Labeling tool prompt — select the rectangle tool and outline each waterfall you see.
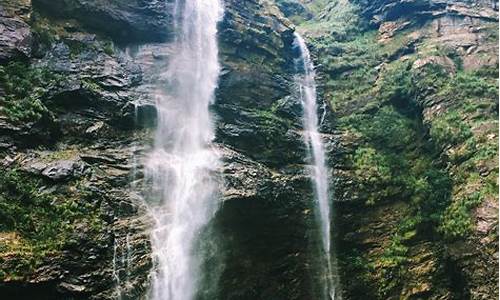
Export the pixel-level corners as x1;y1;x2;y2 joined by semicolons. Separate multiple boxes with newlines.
293;33;339;300
146;0;224;299
112;233;132;299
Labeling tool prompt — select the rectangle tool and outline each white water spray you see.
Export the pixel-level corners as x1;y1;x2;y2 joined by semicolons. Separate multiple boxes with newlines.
146;1;224;299
294;32;339;300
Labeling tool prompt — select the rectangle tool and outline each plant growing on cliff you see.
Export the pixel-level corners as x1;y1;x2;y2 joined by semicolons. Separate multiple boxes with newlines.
429;111;472;149
439;191;482;239
377;60;416;107
0;169;104;279
0;62;59;124
375;234;409;297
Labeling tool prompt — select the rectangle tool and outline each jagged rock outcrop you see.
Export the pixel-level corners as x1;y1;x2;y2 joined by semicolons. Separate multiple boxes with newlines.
212;1;333;299
354;0;498;26
0;0;33;62
0;0;330;299
281;0;498;299
0;0;497;299
0;0;153;298
32;0;175;42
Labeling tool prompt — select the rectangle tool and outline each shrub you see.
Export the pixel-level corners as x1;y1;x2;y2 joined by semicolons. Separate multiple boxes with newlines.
377;60;416;106
0;62;60;123
439;192;482;239
0;169;103;278
375;234;408;297
429;111;472;148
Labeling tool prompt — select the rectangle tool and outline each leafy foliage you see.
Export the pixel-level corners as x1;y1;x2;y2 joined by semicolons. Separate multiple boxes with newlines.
0;62;60;124
0;169;103;279
430;111;472;149
375;235;409;296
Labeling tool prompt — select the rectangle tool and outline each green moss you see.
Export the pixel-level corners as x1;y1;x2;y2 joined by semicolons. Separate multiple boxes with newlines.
377;60;416;105
352;147;398;205
300;0;363;40
0;169;104;280
82;78;103;93
348;106;418;148
309;29;419;117
439;191;482;239
30;15;58;47
409;169;452;226
0;62;60;124
245;108;299;164
441;68;498;100
66;40;88;57
439;170;497;240
41;149;80;161
102;41;115;56
430;111;472;150
302;1;498;296
375;234;409;297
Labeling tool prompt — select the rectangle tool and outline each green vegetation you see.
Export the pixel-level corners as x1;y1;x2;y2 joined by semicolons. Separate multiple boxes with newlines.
352;146;403;205
306;29;418;116
377;60;416;105
308;14;498;295
375;235;409;296
245;108;300;166
0;62;60;124
429;111;472;148
30;14;58;47
102;41;115;56
319;27;497;243
300;0;363;40
439;191;482;239
419;66;498;240
0;169;103;280
348;104;453;223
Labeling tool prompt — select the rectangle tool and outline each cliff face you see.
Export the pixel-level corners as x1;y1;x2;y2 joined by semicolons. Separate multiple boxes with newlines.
0;0;497;299
213;1;339;298
0;0;157;298
281;0;498;299
0;0;326;299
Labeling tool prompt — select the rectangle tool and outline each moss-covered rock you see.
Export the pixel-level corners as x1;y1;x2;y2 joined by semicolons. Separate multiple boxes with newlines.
285;0;498;298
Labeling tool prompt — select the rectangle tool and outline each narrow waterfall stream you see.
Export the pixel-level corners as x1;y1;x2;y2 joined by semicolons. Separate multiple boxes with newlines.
294;33;339;300
145;1;224;299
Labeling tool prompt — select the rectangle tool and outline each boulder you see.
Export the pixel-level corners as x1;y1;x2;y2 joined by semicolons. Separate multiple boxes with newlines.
41;159;82;181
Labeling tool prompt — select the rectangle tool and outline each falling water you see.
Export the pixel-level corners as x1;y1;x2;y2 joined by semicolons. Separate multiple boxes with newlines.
293;33;339;300
145;0;224;300
112;233;133;299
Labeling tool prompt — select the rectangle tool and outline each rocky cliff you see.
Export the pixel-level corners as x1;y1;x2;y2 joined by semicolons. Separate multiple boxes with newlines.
279;0;498;299
0;0;498;299
0;0;325;299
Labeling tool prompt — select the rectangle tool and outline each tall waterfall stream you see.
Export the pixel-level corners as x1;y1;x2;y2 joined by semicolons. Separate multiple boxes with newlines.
145;0;224;299
294;33;340;300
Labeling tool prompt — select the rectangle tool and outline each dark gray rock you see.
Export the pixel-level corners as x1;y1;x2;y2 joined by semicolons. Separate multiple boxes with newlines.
41;159;82;181
0;5;33;62
275;0;313;20
35;35;143;132
32;0;175;42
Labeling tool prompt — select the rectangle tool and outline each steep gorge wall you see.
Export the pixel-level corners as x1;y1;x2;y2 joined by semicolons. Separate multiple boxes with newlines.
279;0;498;299
0;0;497;299
0;0;327;299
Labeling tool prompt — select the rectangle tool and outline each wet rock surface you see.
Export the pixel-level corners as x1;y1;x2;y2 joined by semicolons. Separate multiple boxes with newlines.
0;0;497;299
32;0;175;42
288;0;498;299
0;0;324;299
0;12;32;62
